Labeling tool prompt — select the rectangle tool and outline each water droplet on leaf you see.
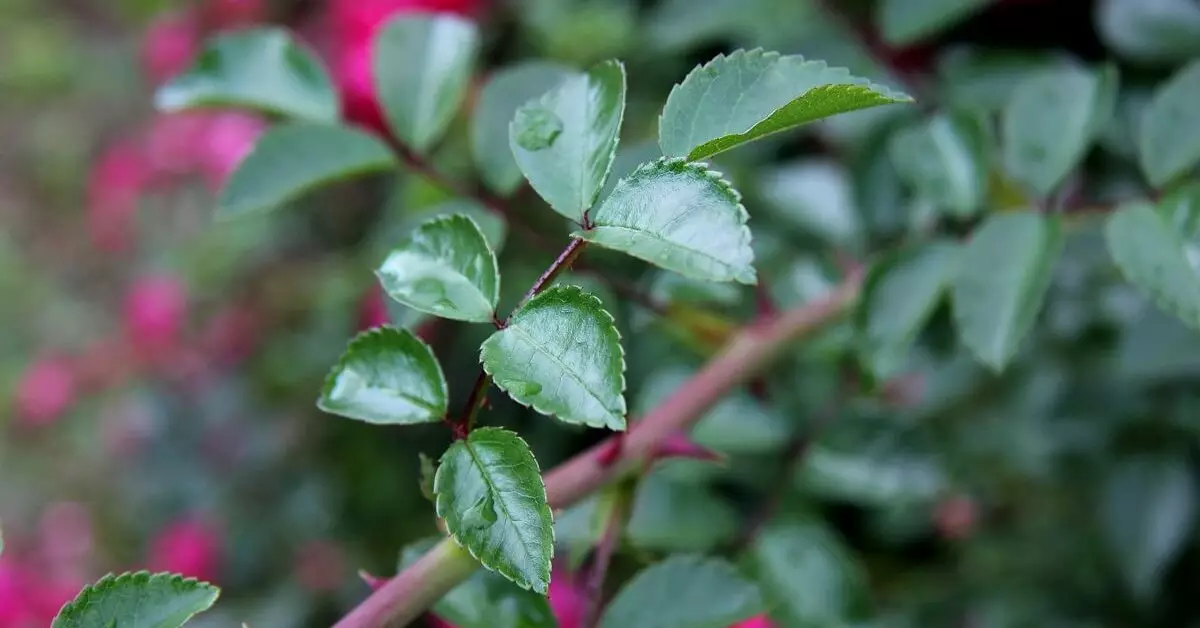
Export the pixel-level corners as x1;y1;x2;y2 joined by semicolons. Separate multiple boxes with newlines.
514;104;562;151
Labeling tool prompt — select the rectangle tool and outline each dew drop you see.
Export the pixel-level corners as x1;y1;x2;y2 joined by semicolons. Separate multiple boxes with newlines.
513;104;562;151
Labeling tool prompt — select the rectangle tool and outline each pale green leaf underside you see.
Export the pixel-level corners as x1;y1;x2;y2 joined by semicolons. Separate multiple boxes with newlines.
374;14;480;154
510;59;626;222
52;571;219;628
318;326;448;424
1002;64;1117;197
952;212;1062;371
434;428;554;593
878;0;995;46
1106;201;1200;329
625;471;739;552
575;158;756;284
155;27;337;122
399;538;556;628
658;48;912;161
481;285;626;430
376;214;500;323
598;555;764;628
1139;60;1200;188
859;240;959;378
219;123;396;218
889;113;989;218
472;62;576;196
751;522;867;627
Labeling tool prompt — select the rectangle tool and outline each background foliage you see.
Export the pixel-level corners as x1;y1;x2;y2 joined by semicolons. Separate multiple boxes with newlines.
5;0;1200;626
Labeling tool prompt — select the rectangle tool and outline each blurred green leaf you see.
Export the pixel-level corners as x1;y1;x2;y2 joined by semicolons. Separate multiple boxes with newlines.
659;49;912;161
953;212;1062;371
156;28;337;122
317;326;448;425
937;46;1070;114
638;368;790;455
750;520;868;627
1139;60;1200;188
889;111;991;218
626;471;739;552
482;286;626;430
1001;63;1117;197
374;14;479;154
576;158;755;284
798;420;947;507
758;159;862;246
1096;0;1200;66
598;555;764;628
52;571;219;628
219;123;396;218
1106;194;1200;329
877;0;995;46
510;59;626;222
473;62;575;196
376;214;500;323
434;427;554;593
554;491;617;570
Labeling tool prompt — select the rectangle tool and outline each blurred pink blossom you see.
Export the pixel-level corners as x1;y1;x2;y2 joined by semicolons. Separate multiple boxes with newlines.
14;354;78;428
729;614;775;628
140;10;200;86
87;140;151;253
123;274;189;364
358;284;391;331
198;111;268;191
148;518;221;583
204;0;267;28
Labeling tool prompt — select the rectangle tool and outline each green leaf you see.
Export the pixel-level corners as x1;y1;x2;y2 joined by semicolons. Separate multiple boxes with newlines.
626;471;739;552
758;159;862;246
376;214;500;323
1001;63;1117;197
373;14;480;154
472;62;575;196
52;571;219;628
1101;456;1196;601
510;59;626;222
598;555;764;628
859;240;959;378
750;521;868;627
481;285;626;430
1106;195;1200;329
399;538;557;628
877;0;995;46
434;427;554;593
952;212;1062;371
554;492;618;570
888;112;990;218
419;453;437;502
219;123;396;218
798;419;947;507
575;158;756;284
1138;60;1200;188
155;27;337;122
658;49;911;161
1097;0;1200;66
317;326;448;425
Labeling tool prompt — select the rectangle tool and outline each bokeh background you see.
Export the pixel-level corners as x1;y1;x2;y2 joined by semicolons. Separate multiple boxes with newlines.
5;0;1200;626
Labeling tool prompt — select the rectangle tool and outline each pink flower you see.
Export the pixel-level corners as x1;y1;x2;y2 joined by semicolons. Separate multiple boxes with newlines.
203;0;266;28
729;614;775;628
123;274;189;365
148;519;221;583
87;140;151;253
140;10;200;86
0;558;81;626
547;566;586;628
14;354;78;428
358;284;391;331
197;111;267;191
144;112;212;176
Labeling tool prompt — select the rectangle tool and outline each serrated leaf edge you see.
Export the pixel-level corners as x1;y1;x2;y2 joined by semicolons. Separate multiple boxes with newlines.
375;212;502;322
480;285;628;431
434;427;555;593
659;48;913;160
1105;203;1200;330
316;324;449;421
53;570;220;625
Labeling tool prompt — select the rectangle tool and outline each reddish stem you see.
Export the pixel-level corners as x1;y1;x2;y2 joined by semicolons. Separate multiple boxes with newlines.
583;480;636;628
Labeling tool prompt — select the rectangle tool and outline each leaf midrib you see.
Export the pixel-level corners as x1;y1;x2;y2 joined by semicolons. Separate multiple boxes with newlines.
504;323;618;420
586;224;742;273
462;437;541;583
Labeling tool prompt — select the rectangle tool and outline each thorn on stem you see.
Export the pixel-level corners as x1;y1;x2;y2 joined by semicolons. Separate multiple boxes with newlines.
651;433;722;463
358;569;386;592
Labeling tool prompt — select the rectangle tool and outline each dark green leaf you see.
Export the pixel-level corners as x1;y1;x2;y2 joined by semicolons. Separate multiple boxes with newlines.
434;428;554;593
373;14;480;154
576;158;756;284
376;214;500;323
52;571;219;628
750;521;868;627
626;471;739;552
155;27;337;122
877;0;995;46
598;555;764;628
1138;60;1200;188
1106;196;1200;329
1001;63;1117;196
473;62;575;196
952;212;1062;371
481;285;626;430
859;240;959;378
659;49;911;161
554;491;617;570
1097;0;1200;66
399;538;556;628
888;112;990;218
219;123;396;218
1101;456;1197;601
317;326;448;425
798;426;947;507
510;59;626;222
